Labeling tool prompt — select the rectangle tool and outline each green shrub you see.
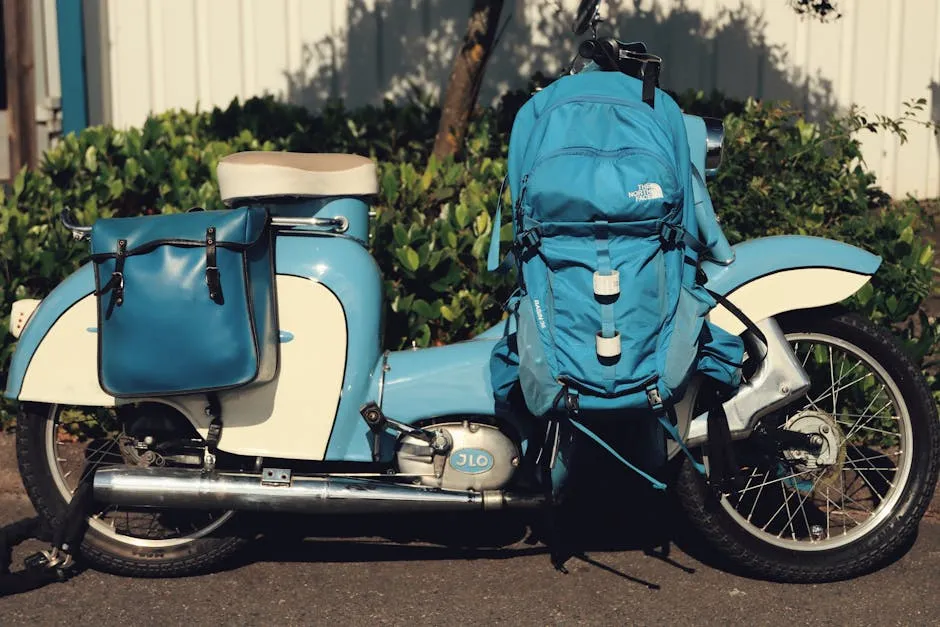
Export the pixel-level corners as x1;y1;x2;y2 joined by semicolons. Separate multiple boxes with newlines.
1;94;936;429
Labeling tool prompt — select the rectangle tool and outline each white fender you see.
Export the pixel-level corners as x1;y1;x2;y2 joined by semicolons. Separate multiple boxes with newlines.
18;275;347;461
707;267;873;335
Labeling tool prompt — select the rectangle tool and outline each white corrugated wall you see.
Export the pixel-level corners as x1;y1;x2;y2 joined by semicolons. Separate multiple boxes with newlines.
97;0;940;198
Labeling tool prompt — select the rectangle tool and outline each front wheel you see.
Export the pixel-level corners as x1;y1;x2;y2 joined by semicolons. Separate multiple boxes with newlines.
674;309;940;582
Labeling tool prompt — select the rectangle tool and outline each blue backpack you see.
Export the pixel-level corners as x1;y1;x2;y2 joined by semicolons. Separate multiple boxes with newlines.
489;70;743;439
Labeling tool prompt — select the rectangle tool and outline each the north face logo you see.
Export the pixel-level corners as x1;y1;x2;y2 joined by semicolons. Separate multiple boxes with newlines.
628;183;664;201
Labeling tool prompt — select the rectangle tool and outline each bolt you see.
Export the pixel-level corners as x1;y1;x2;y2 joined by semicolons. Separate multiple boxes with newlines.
143;436;154;446
780;385;790;394
468;423;479;433
511;457;520;467
810;434;825;446
821;425;830;434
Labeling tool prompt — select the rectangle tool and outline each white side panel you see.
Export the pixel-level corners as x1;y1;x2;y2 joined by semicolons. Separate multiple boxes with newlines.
19;296;115;406
18;275;347;461
197;275;347;460
708;268;872;336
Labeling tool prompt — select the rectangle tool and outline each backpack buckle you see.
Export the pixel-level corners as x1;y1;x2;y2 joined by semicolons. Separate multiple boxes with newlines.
660;222;680;246
646;385;663;411
519;228;541;249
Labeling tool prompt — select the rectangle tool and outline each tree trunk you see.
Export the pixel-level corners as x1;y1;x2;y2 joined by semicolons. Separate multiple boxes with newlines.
4;0;37;175
432;0;504;160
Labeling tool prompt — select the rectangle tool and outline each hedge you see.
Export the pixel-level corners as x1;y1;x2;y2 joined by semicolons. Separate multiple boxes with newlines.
0;91;936;427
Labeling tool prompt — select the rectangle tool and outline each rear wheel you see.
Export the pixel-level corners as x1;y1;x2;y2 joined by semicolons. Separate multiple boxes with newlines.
16;403;248;577
674;309;940;582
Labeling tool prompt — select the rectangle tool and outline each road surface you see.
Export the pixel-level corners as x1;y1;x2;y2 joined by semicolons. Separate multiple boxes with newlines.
1;434;938;626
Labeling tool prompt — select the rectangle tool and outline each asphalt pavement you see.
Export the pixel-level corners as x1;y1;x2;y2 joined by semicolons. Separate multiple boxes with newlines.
1;433;938;626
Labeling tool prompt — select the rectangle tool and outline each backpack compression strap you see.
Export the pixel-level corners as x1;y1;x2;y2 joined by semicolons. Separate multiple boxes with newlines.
486;175;510;272
563;390;668;490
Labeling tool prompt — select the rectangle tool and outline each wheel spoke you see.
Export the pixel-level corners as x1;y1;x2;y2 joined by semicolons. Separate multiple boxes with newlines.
736;468;817;495
745;469;771;523
834;419;898;439
807;371;872;409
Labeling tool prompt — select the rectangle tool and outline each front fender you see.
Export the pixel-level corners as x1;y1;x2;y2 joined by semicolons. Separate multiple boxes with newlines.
4;263;113;405
702;235;881;334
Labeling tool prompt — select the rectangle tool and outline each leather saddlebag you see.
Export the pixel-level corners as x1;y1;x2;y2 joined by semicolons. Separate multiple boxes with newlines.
90;207;278;397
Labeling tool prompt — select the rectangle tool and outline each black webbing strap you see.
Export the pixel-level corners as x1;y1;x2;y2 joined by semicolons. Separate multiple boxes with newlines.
639;57;660;107
704;285;769;351
96;238;126;316
705;392;744;496
205;226;222;304
0;472;94;597
205;392;222;459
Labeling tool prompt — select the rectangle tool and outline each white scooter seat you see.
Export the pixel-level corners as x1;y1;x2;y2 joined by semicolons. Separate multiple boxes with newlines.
217;151;378;203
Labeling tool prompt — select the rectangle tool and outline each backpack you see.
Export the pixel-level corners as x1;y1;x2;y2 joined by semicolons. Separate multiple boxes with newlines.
488;70;744;424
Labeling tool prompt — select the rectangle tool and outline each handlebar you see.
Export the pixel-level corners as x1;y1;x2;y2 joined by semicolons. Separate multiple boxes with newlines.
60;209;91;241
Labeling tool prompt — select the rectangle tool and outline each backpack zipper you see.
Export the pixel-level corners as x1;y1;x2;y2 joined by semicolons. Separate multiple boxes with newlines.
521;146;679;205
522;95;676;165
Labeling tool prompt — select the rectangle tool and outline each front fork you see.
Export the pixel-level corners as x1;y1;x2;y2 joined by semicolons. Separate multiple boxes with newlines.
684;317;812;447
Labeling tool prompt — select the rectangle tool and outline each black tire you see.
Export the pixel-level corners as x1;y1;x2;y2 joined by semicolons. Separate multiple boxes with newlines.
16;403;248;577
674;309;940;583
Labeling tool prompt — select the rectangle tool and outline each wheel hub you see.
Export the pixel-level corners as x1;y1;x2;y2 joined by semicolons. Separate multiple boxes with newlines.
782;410;843;469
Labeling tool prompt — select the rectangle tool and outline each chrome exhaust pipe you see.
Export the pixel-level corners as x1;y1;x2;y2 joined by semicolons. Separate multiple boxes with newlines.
93;467;543;514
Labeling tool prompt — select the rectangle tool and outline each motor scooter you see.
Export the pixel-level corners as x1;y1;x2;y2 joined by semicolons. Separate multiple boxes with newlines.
4;0;937;583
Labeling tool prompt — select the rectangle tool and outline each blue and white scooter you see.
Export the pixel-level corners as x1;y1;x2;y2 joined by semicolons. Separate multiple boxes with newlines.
5;0;937;583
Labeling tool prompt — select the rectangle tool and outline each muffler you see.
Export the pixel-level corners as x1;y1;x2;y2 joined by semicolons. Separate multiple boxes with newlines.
92;467;544;514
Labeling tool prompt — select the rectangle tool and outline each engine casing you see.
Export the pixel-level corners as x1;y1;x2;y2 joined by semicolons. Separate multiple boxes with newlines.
396;421;519;491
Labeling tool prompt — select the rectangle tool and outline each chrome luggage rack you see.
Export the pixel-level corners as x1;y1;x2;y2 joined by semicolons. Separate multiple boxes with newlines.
60;209;350;241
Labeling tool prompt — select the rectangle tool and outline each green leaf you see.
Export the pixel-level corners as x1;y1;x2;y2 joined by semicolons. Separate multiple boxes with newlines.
899;225;914;245
918;245;933;267
12;169;25;198
454;203;470;229
855;281;873;305
440;305;458;322
392;223;408;247
84;146;98;172
396;246;420;272
411;299;438;319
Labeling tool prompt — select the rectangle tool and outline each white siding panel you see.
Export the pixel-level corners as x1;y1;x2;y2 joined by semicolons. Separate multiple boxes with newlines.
103;0;940;198
158;0;199;111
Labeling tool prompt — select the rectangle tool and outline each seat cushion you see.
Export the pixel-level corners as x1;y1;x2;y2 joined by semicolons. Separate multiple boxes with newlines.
217;152;378;202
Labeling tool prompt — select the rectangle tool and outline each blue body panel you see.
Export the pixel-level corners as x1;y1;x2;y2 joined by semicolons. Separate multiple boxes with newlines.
379;341;500;421
682;114;735;264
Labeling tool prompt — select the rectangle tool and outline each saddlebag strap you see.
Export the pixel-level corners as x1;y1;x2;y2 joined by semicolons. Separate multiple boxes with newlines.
206;392;222;457
95;238;126;308
205;226;222;303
